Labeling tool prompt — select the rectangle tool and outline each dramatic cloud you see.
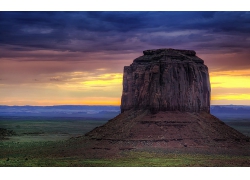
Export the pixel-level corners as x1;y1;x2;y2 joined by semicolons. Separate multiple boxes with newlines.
1;12;250;105
1;12;250;53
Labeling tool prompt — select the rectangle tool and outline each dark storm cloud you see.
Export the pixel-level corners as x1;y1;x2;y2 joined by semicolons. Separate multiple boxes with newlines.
0;11;250;58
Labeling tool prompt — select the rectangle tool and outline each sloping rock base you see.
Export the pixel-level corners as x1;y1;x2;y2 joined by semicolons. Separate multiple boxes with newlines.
85;110;249;152
80;49;250;156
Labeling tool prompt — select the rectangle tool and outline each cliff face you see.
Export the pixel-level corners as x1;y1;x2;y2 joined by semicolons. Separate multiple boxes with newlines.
121;48;211;113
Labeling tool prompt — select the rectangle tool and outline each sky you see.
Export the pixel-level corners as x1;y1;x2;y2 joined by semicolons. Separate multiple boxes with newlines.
0;11;250;106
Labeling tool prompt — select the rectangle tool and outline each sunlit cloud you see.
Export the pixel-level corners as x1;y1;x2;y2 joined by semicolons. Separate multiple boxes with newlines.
210;69;250;104
0;97;121;106
96;68;107;71
210;69;250;77
81;73;122;90
212;94;250;100
210;70;250;88
0;70;123;106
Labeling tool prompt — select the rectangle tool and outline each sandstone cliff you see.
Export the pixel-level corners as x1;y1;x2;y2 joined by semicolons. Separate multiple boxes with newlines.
121;48;210;113
85;48;249;150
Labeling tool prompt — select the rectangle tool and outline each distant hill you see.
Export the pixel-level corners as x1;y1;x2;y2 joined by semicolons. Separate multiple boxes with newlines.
0;105;120;119
211;105;250;114
0;105;250;118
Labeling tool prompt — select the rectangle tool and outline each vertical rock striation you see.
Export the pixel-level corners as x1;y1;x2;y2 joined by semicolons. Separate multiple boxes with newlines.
121;48;211;113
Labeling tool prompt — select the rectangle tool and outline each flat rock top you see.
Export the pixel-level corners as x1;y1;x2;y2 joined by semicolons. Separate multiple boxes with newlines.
143;48;196;56
134;48;204;64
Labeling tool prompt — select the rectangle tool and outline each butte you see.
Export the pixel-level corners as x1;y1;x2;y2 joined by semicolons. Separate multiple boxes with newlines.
85;48;249;152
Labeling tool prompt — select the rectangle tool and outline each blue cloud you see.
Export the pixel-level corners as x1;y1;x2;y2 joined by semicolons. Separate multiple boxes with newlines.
0;11;250;55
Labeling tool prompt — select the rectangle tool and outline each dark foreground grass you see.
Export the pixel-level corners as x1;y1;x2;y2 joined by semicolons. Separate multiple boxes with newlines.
1;152;250;167
1;140;250;167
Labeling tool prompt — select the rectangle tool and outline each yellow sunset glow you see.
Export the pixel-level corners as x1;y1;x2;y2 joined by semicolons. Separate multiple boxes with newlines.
212;94;250;100
46;97;121;106
1;67;250;105
210;69;250;103
210;71;250;88
0;72;124;106
0;97;121;106
81;73;122;88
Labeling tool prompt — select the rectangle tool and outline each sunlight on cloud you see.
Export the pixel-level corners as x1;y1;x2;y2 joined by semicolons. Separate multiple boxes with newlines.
210;69;250;102
211;69;250;76
0;70;123;105
53;72;123;90
210;70;250;88
0;97;121;106
96;68;107;71
212;94;250;100
80;97;121;105
41;97;121;106
81;73;123;90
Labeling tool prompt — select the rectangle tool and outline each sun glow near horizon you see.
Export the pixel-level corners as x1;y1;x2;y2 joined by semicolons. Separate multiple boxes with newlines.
0;71;123;106
1;68;250;106
210;69;250;104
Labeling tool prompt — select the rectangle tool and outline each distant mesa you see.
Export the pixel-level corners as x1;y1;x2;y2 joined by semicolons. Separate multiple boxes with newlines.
85;48;249;150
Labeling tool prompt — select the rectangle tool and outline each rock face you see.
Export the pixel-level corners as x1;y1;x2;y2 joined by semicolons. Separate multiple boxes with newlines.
121;48;210;113
85;48;249;150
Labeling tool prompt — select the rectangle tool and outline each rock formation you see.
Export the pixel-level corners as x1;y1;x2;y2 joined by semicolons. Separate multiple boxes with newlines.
121;48;210;113
85;48;249;150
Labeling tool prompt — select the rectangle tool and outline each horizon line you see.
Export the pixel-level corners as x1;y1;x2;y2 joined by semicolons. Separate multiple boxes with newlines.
0;104;250;107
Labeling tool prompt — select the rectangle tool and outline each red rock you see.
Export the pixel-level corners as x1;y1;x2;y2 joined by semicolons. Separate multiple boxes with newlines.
85;48;250;150
121;48;210;113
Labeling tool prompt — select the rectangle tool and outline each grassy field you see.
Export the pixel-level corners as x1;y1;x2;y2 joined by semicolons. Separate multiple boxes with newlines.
0;116;107;142
1;149;250;167
1;114;250;167
1;137;250;167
